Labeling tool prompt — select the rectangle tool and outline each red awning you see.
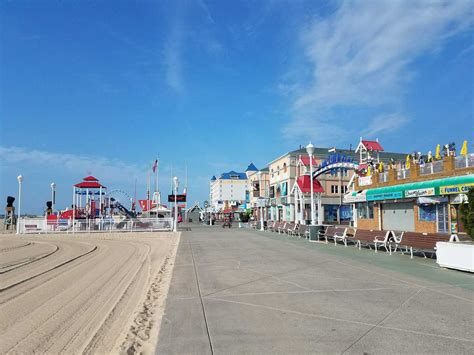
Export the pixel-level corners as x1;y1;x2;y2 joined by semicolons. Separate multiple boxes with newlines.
299;156;318;166
296;175;324;193
74;181;106;188
361;140;384;151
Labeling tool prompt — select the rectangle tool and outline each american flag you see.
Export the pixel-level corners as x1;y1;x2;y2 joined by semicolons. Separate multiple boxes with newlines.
152;159;158;173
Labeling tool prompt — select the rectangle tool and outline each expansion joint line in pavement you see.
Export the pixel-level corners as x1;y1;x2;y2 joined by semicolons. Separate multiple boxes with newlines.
341;287;425;354
188;240;214;355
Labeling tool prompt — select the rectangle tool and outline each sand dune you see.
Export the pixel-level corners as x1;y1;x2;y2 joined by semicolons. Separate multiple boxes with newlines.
0;231;180;354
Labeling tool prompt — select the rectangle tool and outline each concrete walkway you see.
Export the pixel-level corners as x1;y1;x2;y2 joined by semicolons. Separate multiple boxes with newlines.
156;225;474;354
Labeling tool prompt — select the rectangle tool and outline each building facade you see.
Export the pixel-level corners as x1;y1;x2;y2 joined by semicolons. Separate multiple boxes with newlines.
346;153;474;234
210;170;249;212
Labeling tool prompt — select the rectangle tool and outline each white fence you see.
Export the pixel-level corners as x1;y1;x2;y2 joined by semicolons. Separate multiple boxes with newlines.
18;217;174;234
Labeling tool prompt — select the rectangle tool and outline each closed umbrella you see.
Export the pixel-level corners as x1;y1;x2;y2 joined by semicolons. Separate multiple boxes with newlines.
406;155;411;169
435;144;441;160
460;140;468;156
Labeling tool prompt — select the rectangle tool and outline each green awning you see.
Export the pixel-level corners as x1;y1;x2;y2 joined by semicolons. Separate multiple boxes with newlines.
366;174;474;201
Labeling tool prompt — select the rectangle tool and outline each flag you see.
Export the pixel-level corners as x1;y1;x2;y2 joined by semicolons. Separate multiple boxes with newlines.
460;140;468;156
406;155;411;169
152;159;158;173
435;144;441;160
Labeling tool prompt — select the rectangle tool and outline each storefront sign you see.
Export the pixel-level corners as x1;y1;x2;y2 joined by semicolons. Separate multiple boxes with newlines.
440;183;474;195
417;196;448;204
343;192;366;203
405;188;435;198
367;191;403;201
256;198;268;207
358;176;372;186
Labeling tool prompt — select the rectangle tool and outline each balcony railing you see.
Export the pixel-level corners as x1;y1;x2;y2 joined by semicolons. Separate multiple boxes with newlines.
420;160;443;175
397;169;410;180
455;154;474;169
379;172;388;183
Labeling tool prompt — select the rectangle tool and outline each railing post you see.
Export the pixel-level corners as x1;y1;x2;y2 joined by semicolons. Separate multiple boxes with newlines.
412;164;420;179
443;156;455;172
388;168;397;183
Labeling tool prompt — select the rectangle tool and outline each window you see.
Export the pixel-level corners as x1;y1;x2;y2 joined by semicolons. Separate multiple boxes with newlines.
331;185;339;194
269;186;275;198
419;205;436;221
283;163;287;173
357;202;374;219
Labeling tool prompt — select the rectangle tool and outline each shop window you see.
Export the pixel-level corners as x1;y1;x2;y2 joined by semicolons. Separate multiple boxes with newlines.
357;202;374;219
419;204;436;222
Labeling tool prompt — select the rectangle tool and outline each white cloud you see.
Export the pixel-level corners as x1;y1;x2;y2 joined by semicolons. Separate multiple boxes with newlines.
164;20;184;93
0;146;145;183
363;113;409;137
284;0;473;140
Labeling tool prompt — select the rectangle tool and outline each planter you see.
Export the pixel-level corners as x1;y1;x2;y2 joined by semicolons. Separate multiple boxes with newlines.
436;241;474;272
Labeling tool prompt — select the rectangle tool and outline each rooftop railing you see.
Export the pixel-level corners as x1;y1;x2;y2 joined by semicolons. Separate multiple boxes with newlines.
420;160;443;175
396;169;410;180
455;154;474;169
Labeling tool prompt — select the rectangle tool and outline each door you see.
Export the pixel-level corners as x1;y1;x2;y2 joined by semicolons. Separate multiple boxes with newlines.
436;204;449;233
382;202;415;231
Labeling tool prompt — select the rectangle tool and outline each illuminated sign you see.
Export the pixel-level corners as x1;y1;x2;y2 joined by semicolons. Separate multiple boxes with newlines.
168;194;187;202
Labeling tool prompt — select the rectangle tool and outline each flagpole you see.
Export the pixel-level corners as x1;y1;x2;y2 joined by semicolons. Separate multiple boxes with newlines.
147;171;150;216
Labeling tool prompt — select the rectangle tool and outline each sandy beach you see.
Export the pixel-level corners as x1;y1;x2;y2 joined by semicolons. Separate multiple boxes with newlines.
0;231;180;354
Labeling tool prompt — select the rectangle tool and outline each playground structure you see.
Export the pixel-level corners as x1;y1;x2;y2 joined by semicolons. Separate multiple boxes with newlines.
16;175;173;234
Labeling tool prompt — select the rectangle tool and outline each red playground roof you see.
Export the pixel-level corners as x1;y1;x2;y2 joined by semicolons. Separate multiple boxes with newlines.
361;140;384;151
296;175;324;193
83;175;99;181
74;181;106;189
299;156;318;166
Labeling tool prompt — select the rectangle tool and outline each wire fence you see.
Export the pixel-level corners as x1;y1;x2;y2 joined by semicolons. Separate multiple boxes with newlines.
18;217;174;234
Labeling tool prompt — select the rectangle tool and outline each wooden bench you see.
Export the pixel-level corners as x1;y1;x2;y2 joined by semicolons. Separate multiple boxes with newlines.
297;224;309;238
265;220;275;231
391;232;452;259
288;223;299;236
350;229;391;251
278;222;288;234
318;225;347;244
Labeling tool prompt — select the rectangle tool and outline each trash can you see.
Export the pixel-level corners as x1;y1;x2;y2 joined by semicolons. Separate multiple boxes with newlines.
308;225;325;241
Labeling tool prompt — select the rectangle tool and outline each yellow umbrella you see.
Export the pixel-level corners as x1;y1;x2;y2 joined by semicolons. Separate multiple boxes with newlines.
435;144;441;160
378;162;383;173
460;140;468;156
406;155;411;169
367;165;371;176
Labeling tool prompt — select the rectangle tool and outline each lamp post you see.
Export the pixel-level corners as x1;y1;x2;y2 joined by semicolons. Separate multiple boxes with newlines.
173;176;179;232
257;171;265;231
16;175;23;234
51;182;56;213
306;143;316;225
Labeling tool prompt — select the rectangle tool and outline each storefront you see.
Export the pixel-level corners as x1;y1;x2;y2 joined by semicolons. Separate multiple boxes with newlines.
349;174;474;233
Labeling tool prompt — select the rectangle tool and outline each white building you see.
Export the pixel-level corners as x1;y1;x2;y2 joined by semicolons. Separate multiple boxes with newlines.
210;170;248;212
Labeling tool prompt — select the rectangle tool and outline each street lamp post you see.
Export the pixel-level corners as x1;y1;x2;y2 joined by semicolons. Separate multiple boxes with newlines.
306;143;316;225
16;175;23;234
258;171;264;231
173;176;179;232
51;182;56;213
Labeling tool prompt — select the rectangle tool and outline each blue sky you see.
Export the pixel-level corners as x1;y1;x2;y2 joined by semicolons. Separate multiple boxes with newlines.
1;0;473;213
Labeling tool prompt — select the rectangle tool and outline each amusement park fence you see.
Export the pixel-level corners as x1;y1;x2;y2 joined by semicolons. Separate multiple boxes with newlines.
17;217;174;234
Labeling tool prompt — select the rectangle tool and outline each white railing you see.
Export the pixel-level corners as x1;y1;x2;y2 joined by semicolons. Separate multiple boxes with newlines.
455;154;474;169
397;169;410;180
379;172;388;183
18;217;174;234
420;160;444;175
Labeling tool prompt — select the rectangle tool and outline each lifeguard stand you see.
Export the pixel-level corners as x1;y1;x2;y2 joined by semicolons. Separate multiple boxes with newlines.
4;196;16;230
